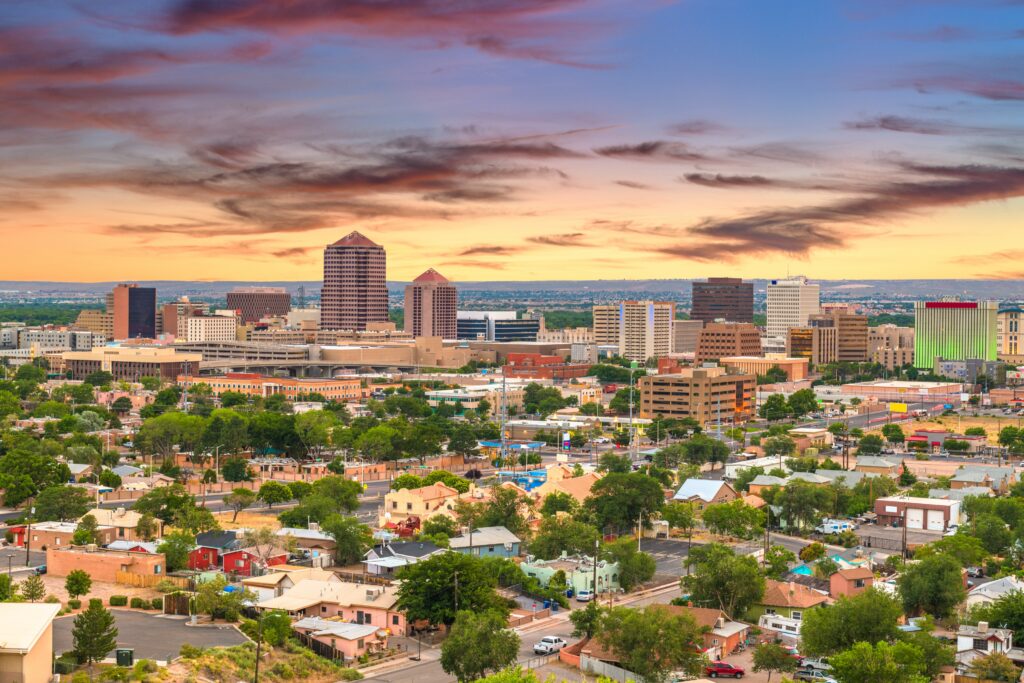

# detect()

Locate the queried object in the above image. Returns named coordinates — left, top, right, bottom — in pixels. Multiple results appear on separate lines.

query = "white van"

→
left=815, top=519, right=854, bottom=534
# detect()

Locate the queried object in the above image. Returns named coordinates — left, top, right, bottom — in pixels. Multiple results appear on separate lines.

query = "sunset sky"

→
left=3, top=0, right=1024, bottom=282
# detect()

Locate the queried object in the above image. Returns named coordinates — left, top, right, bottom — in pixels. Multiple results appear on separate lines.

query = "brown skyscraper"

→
left=691, top=277, right=754, bottom=323
left=405, top=269, right=457, bottom=339
left=321, top=232, right=388, bottom=331
left=111, top=284, right=156, bottom=340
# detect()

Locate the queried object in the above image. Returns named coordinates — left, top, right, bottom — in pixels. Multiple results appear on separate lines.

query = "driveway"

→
left=54, top=610, right=248, bottom=662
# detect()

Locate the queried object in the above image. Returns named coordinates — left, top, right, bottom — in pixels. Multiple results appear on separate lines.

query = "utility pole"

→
left=628, top=362, right=636, bottom=462
left=453, top=570, right=459, bottom=613
left=637, top=511, right=643, bottom=551
left=253, top=607, right=263, bottom=683
left=592, top=538, right=599, bottom=596
left=499, top=374, right=508, bottom=471
left=25, top=507, right=34, bottom=566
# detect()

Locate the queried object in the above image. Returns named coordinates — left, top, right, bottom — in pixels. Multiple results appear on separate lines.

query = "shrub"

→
left=338, top=669, right=364, bottom=681
left=151, top=597, right=163, bottom=611
left=68, top=598, right=82, bottom=610
left=154, top=580, right=178, bottom=593
left=133, top=659, right=158, bottom=677
left=53, top=655, right=77, bottom=675
left=98, top=666, right=130, bottom=681
left=44, top=594, right=60, bottom=604
left=179, top=643, right=204, bottom=659
left=71, top=673, right=92, bottom=683
left=109, top=595, right=128, bottom=606
left=129, top=597, right=147, bottom=609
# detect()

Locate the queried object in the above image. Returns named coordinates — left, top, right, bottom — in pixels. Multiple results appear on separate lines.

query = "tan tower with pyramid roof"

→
left=321, top=231, right=388, bottom=331
left=404, top=268, right=457, bottom=339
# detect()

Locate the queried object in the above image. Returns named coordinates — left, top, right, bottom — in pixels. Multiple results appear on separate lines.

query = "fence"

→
left=163, top=592, right=191, bottom=616
left=331, top=570, right=393, bottom=586
left=115, top=571, right=191, bottom=589
left=580, top=653, right=644, bottom=682
left=509, top=607, right=551, bottom=627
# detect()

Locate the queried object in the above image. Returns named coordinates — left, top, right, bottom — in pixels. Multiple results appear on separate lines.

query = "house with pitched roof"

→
left=292, top=617, right=387, bottom=661
left=966, top=576, right=1024, bottom=609
left=363, top=541, right=444, bottom=577
left=379, top=482, right=460, bottom=528
left=650, top=604, right=750, bottom=659
left=258, top=580, right=408, bottom=635
left=747, top=475, right=786, bottom=497
left=190, top=530, right=241, bottom=570
left=748, top=579, right=829, bottom=639
left=242, top=567, right=339, bottom=602
left=829, top=567, right=874, bottom=598
left=532, top=470, right=603, bottom=506
left=449, top=526, right=521, bottom=558
left=0, top=603, right=61, bottom=683
left=673, top=479, right=737, bottom=510
left=855, top=456, right=901, bottom=476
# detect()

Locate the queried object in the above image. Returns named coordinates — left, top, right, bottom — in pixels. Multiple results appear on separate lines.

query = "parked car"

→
left=800, top=657, right=832, bottom=672
left=33, top=565, right=46, bottom=575
left=815, top=519, right=854, bottom=534
left=533, top=636, right=567, bottom=655
left=967, top=566, right=984, bottom=578
left=576, top=590, right=593, bottom=602
left=705, top=661, right=745, bottom=678
left=794, top=669, right=838, bottom=683
left=593, top=437, right=611, bottom=444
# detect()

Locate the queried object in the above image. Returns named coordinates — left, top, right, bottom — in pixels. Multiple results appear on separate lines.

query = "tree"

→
left=111, top=396, right=133, bottom=413
left=135, top=514, right=159, bottom=541
left=787, top=388, right=818, bottom=417
left=158, top=531, right=197, bottom=572
left=829, top=641, right=928, bottom=683
left=762, top=435, right=797, bottom=464
left=421, top=515, right=458, bottom=539
left=882, top=423, right=906, bottom=443
left=968, top=590, right=1024, bottom=642
left=538, top=491, right=577, bottom=517
left=597, top=452, right=632, bottom=473
left=661, top=501, right=696, bottom=536
left=134, top=484, right=196, bottom=525
left=72, top=514, right=100, bottom=545
left=135, top=412, right=205, bottom=459
left=196, top=575, right=253, bottom=621
left=440, top=610, right=520, bottom=683
left=857, top=433, right=884, bottom=454
left=530, top=516, right=600, bottom=560
left=34, top=485, right=93, bottom=521
left=678, top=434, right=730, bottom=469
left=64, top=569, right=92, bottom=600
left=597, top=605, right=706, bottom=683
left=221, top=457, right=252, bottom=482
left=775, top=479, right=832, bottom=531
left=972, top=513, right=1012, bottom=554
left=321, top=514, right=372, bottom=566
left=570, top=600, right=604, bottom=638
left=968, top=652, right=1019, bottom=683
left=423, top=470, right=471, bottom=494
left=898, top=553, right=965, bottom=618
left=477, top=485, right=531, bottom=536
left=701, top=499, right=765, bottom=539
left=753, top=642, right=799, bottom=683
left=259, top=610, right=294, bottom=647
left=172, top=504, right=219, bottom=535
left=396, top=552, right=507, bottom=626
left=585, top=472, right=665, bottom=531
left=72, top=599, right=118, bottom=670
left=814, top=557, right=840, bottom=578
left=293, top=410, right=336, bottom=458
left=224, top=488, right=256, bottom=523
left=257, top=480, right=292, bottom=509
left=683, top=543, right=765, bottom=619
left=800, top=587, right=902, bottom=656
left=763, top=545, right=797, bottom=580
left=759, top=394, right=790, bottom=421
left=19, top=574, right=46, bottom=602
left=603, top=537, right=656, bottom=591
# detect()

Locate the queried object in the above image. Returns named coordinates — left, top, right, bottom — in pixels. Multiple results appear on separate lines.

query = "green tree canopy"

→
left=800, top=587, right=902, bottom=657
left=898, top=553, right=966, bottom=618
left=682, top=543, right=765, bottom=619
left=396, top=553, right=507, bottom=626
left=440, top=610, right=520, bottom=683
left=596, top=604, right=706, bottom=683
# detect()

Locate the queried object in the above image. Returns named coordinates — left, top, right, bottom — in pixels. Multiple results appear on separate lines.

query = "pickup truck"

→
left=794, top=669, right=838, bottom=683
left=533, top=636, right=567, bottom=655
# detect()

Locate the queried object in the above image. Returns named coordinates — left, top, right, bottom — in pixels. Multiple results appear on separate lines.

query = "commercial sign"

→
left=889, top=403, right=908, bottom=413
left=561, top=432, right=571, bottom=451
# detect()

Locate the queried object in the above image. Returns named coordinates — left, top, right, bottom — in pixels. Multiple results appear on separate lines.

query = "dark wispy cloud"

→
left=651, top=162, right=1024, bottom=261
left=593, top=140, right=709, bottom=162
left=527, top=232, right=596, bottom=247
left=614, top=180, right=651, bottom=189
left=666, top=119, right=728, bottom=136
left=683, top=173, right=779, bottom=188
left=157, top=0, right=620, bottom=68
left=728, top=142, right=824, bottom=165
left=51, top=133, right=585, bottom=235
left=843, top=115, right=1022, bottom=136
left=458, top=244, right=523, bottom=256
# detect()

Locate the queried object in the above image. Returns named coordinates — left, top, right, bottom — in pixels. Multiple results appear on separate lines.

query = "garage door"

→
left=927, top=509, right=945, bottom=531
left=906, top=508, right=924, bottom=530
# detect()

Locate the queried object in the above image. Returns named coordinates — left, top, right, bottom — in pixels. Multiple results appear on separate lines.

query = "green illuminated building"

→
left=913, top=300, right=998, bottom=369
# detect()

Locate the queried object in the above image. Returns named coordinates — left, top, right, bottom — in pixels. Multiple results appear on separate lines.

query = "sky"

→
left=2, top=0, right=1024, bottom=283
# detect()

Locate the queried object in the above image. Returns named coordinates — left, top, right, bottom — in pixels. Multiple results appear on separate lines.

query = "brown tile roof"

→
left=762, top=580, right=829, bottom=609
left=743, top=494, right=766, bottom=508
left=650, top=604, right=724, bottom=631
left=833, top=567, right=873, bottom=581
left=551, top=472, right=601, bottom=503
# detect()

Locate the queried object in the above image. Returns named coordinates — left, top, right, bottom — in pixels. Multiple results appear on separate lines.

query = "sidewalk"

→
left=514, top=580, right=680, bottom=635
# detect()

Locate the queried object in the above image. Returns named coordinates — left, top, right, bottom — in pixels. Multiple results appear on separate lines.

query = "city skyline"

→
left=3, top=1, right=1024, bottom=282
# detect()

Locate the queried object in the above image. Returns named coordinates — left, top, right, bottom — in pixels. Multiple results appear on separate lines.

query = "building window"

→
left=392, top=615, right=399, bottom=625
left=236, top=559, right=244, bottom=568
left=155, top=565, right=162, bottom=574
left=357, top=639, right=365, bottom=649
left=791, top=611, right=802, bottom=621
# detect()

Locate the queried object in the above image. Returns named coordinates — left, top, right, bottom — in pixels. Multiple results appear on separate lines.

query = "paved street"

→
left=0, top=546, right=45, bottom=570
left=53, top=610, right=247, bottom=663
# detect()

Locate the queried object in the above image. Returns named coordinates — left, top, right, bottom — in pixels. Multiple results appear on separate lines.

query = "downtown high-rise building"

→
left=226, top=287, right=291, bottom=323
left=404, top=269, right=457, bottom=339
left=914, top=300, right=997, bottom=369
left=766, top=276, right=820, bottom=341
left=618, top=301, right=675, bottom=363
left=321, top=232, right=388, bottom=331
left=111, top=284, right=156, bottom=339
left=690, top=277, right=754, bottom=323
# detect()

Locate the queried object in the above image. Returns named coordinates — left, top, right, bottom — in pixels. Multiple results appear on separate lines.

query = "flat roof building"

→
left=696, top=322, right=763, bottom=363
left=638, top=366, right=756, bottom=425
left=766, top=277, right=820, bottom=342
left=111, top=284, right=156, bottom=340
left=691, top=277, right=754, bottom=323
left=457, top=311, right=540, bottom=342
left=0, top=603, right=61, bottom=683
left=914, top=300, right=997, bottom=369
left=226, top=287, right=291, bottom=323
left=720, top=355, right=808, bottom=381
left=178, top=373, right=363, bottom=401
left=614, top=301, right=675, bottom=364
left=64, top=346, right=202, bottom=382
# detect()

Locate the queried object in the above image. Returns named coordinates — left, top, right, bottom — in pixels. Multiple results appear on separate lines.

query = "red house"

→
left=188, top=546, right=220, bottom=571
left=221, top=545, right=288, bottom=577
left=190, top=530, right=242, bottom=570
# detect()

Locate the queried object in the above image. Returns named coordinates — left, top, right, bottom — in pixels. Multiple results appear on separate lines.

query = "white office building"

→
left=767, top=277, right=820, bottom=341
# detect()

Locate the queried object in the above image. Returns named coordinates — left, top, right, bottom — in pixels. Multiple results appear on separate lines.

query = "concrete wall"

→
left=46, top=547, right=165, bottom=582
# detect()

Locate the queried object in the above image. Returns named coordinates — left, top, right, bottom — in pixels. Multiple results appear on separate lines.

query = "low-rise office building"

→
left=638, top=366, right=756, bottom=424
left=695, top=322, right=763, bottom=362
left=720, top=355, right=808, bottom=382
left=64, top=346, right=202, bottom=382
left=178, top=373, right=363, bottom=401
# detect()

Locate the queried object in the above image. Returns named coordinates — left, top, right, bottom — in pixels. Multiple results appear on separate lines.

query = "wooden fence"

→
left=115, top=571, right=191, bottom=589
left=164, top=592, right=191, bottom=616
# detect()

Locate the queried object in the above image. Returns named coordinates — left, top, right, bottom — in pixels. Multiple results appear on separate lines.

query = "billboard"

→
left=562, top=432, right=571, bottom=451
left=889, top=403, right=908, bottom=413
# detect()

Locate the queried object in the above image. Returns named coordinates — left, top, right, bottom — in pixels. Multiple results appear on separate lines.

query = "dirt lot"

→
left=867, top=415, right=1020, bottom=444
left=213, top=509, right=282, bottom=531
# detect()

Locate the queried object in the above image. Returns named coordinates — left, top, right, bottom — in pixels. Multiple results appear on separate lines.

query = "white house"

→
left=966, top=576, right=1024, bottom=610
left=672, top=480, right=737, bottom=510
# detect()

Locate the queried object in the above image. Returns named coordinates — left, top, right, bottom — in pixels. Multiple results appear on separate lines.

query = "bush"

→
left=129, top=597, right=148, bottom=609
left=109, top=595, right=128, bottom=606
left=53, top=655, right=77, bottom=675
left=179, top=643, right=204, bottom=659
left=133, top=659, right=158, bottom=677
left=338, top=669, right=364, bottom=681
left=239, top=618, right=259, bottom=641
left=154, top=580, right=178, bottom=593
left=71, top=673, right=91, bottom=683
left=151, top=597, right=163, bottom=611
left=98, top=666, right=130, bottom=681
left=44, top=594, right=60, bottom=604
left=68, top=598, right=82, bottom=610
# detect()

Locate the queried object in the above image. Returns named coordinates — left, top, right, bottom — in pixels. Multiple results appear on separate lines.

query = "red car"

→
left=706, top=661, right=745, bottom=678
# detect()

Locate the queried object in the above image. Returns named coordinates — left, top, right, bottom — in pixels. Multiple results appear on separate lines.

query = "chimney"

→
left=979, top=622, right=989, bottom=633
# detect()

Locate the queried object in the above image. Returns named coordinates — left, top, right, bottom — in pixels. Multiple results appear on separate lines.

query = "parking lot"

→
left=0, top=546, right=46, bottom=571
left=638, top=537, right=696, bottom=576
left=855, top=525, right=943, bottom=552
left=53, top=610, right=248, bottom=663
